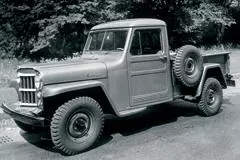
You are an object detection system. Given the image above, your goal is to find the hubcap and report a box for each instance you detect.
[207,89,216,106]
[68,113,91,138]
[184,57,195,75]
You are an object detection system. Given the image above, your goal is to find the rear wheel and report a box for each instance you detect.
[50,97,104,155]
[197,78,223,116]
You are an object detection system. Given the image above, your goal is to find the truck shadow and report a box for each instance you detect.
[20,130,57,153]
[103,100,198,137]
[20,100,216,155]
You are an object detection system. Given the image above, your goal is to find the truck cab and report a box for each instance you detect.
[83,19,173,112]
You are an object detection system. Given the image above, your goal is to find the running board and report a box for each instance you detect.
[119,107,147,117]
[184,95,198,103]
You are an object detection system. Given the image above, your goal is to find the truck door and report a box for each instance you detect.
[128,27,172,106]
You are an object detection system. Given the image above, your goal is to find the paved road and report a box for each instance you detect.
[1,52,240,160]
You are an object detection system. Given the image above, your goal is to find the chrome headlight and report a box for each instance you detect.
[16,75,20,84]
[35,72,43,90]
[35,71,43,109]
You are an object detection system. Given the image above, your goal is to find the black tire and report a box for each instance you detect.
[14,120,43,133]
[173,45,203,87]
[50,97,104,155]
[197,78,223,116]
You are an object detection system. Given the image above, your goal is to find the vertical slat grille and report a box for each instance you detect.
[19,75,37,105]
[20,76,35,89]
[20,90,37,104]
[20,76,34,89]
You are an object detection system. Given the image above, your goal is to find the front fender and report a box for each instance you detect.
[42,80,108,98]
[195,63,227,98]
[42,80,121,116]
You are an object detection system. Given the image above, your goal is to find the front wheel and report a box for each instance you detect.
[197,78,223,116]
[50,97,104,155]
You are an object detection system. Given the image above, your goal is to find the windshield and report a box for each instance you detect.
[84,30,128,52]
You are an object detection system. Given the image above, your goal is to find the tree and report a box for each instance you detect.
[186,1,235,46]
[0,0,127,60]
[0,0,238,60]
[123,0,236,47]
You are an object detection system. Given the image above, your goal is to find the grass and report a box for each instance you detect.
[0,59,27,88]
[200,44,240,54]
[0,59,19,88]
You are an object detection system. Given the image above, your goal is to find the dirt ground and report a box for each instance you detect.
[0,51,240,160]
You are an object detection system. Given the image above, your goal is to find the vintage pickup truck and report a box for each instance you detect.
[2,18,235,155]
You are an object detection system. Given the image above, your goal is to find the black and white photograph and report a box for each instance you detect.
[0,0,240,159]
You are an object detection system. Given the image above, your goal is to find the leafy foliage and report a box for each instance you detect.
[0,0,126,60]
[186,2,235,46]
[0,0,239,60]
[123,0,237,48]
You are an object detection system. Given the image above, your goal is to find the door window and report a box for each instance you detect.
[130,28,162,56]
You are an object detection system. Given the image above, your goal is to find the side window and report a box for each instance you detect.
[102,30,128,51]
[130,28,162,56]
[130,31,141,55]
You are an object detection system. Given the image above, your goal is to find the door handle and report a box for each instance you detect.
[159,55,167,61]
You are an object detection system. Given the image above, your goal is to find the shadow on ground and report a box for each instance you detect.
[19,100,199,155]
[103,100,198,137]
[20,130,57,153]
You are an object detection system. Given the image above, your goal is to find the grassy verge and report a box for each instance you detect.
[200,44,240,54]
[0,59,22,88]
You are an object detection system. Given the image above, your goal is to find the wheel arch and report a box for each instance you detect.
[42,81,119,118]
[195,63,227,98]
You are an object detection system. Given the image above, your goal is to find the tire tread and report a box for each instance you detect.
[173,45,203,87]
[197,78,223,116]
[50,96,104,155]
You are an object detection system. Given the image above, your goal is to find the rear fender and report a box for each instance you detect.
[195,63,227,98]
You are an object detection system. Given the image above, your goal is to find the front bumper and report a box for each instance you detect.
[1,103,45,127]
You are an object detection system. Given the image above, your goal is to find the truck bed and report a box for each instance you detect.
[203,52,230,75]
[170,51,231,75]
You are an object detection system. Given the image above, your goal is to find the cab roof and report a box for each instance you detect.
[91,18,166,30]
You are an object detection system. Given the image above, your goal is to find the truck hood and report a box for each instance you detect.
[20,59,107,85]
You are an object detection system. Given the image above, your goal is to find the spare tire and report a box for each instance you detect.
[173,45,203,87]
